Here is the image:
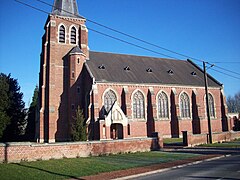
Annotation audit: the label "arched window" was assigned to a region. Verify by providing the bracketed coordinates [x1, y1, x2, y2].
[158, 91, 169, 118]
[59, 25, 65, 43]
[208, 93, 215, 118]
[180, 92, 190, 118]
[104, 90, 117, 112]
[133, 91, 145, 119]
[70, 26, 76, 44]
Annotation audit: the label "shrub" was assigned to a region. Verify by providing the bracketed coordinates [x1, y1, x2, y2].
[71, 106, 87, 141]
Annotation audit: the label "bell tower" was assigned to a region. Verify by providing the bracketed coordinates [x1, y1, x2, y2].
[37, 0, 88, 143]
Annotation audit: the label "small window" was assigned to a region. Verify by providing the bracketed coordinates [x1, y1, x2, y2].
[124, 66, 130, 71]
[127, 124, 130, 135]
[71, 71, 75, 79]
[77, 86, 80, 93]
[191, 71, 197, 76]
[98, 64, 105, 69]
[168, 69, 174, 75]
[59, 25, 65, 43]
[146, 68, 152, 73]
[77, 58, 80, 64]
[70, 26, 77, 44]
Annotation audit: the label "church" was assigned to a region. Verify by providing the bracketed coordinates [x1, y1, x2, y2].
[37, 0, 229, 143]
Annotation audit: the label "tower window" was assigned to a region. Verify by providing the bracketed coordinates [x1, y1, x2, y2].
[77, 86, 80, 93]
[70, 26, 77, 44]
[59, 25, 65, 43]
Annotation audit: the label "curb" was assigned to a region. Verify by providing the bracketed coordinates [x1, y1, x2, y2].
[113, 154, 231, 180]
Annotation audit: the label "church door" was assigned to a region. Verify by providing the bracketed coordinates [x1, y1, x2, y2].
[110, 123, 123, 139]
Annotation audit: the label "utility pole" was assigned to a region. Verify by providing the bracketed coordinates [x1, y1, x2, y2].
[203, 61, 213, 144]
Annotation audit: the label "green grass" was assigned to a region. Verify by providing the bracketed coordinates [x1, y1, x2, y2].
[233, 138, 240, 142]
[163, 138, 183, 144]
[0, 151, 198, 179]
[199, 139, 240, 148]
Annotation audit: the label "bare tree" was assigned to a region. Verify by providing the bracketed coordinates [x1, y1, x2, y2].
[227, 91, 240, 113]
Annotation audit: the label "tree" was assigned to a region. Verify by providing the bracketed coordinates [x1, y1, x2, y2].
[71, 106, 87, 141]
[227, 91, 240, 113]
[0, 74, 10, 139]
[0, 73, 26, 142]
[25, 86, 39, 141]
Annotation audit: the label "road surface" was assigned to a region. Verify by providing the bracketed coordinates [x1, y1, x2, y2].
[132, 154, 240, 180]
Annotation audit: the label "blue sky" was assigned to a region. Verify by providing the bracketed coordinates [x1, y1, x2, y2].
[0, 0, 240, 107]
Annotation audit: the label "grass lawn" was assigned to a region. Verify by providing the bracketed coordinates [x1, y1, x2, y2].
[163, 138, 183, 144]
[199, 138, 240, 148]
[0, 151, 198, 179]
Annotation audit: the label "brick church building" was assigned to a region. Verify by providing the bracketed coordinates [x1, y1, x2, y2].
[37, 0, 229, 143]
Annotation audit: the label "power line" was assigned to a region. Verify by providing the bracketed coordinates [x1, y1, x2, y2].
[205, 62, 240, 76]
[35, 0, 240, 74]
[88, 28, 178, 59]
[209, 68, 240, 80]
[15, 0, 240, 81]
[15, 0, 179, 60]
[212, 62, 240, 64]
[15, 0, 50, 14]
[214, 64, 240, 76]
[35, 0, 203, 63]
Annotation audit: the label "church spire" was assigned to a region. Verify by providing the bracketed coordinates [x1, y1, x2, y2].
[52, 0, 80, 17]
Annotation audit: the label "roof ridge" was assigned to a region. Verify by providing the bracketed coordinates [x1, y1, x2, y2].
[89, 51, 184, 62]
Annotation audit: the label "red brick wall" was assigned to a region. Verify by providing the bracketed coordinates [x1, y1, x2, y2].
[0, 137, 162, 163]
[93, 83, 226, 139]
[186, 131, 240, 146]
[38, 15, 88, 142]
[155, 120, 171, 136]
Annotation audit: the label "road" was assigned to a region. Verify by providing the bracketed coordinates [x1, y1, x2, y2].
[131, 154, 240, 180]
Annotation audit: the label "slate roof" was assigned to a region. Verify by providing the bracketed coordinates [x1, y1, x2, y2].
[86, 51, 222, 87]
[52, 0, 84, 18]
[69, 46, 83, 55]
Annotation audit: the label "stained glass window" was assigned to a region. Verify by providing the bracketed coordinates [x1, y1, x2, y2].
[208, 93, 215, 118]
[158, 92, 169, 118]
[133, 91, 145, 119]
[104, 90, 117, 112]
[180, 92, 190, 118]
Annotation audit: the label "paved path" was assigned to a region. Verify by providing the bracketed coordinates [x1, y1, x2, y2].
[130, 154, 240, 180]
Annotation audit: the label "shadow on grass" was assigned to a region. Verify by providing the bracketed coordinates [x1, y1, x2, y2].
[15, 163, 84, 180]
[163, 147, 240, 156]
